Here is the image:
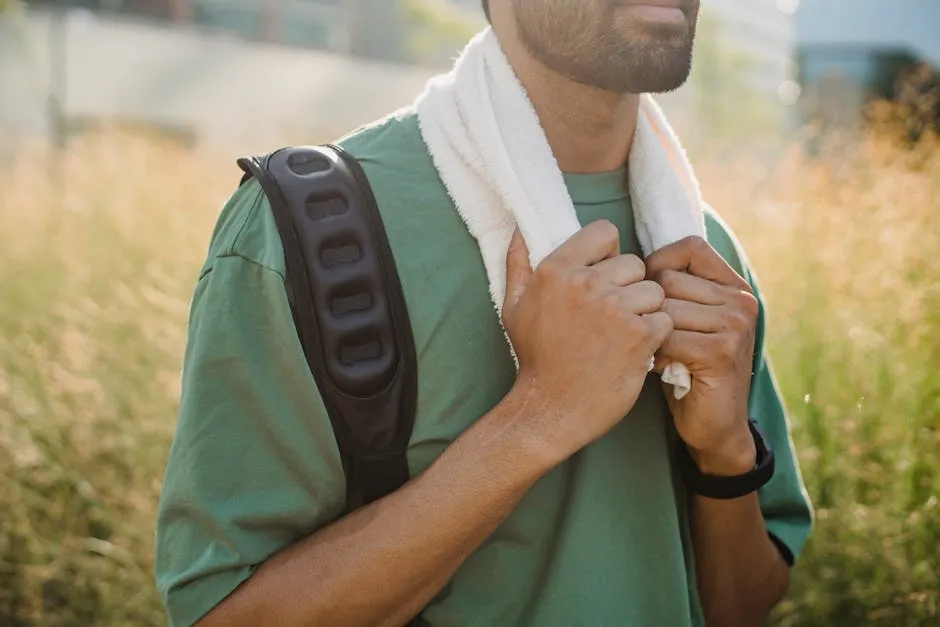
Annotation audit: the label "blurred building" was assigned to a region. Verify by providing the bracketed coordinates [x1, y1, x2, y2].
[27, 0, 939, 152]
[0, 4, 436, 152]
[794, 0, 940, 129]
[25, 0, 408, 59]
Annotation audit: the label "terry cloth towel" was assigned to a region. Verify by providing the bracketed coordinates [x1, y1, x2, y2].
[414, 27, 706, 400]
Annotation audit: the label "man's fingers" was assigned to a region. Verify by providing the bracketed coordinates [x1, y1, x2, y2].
[655, 269, 726, 306]
[618, 281, 666, 315]
[657, 329, 709, 368]
[592, 254, 646, 287]
[547, 219, 621, 267]
[645, 236, 751, 291]
[660, 298, 724, 333]
[503, 228, 532, 323]
[642, 311, 674, 348]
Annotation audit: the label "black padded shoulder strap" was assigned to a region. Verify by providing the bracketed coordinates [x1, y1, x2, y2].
[235, 144, 418, 513]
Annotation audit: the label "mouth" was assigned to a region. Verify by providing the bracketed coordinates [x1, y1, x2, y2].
[616, 0, 690, 23]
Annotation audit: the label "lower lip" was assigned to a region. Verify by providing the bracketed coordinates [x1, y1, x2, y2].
[623, 5, 686, 22]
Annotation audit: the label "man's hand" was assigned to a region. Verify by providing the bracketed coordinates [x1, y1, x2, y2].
[646, 236, 791, 627]
[645, 235, 759, 476]
[503, 220, 673, 465]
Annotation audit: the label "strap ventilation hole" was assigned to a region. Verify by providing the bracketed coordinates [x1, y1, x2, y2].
[340, 338, 383, 365]
[305, 191, 348, 221]
[320, 239, 362, 267]
[331, 292, 373, 316]
[287, 151, 331, 175]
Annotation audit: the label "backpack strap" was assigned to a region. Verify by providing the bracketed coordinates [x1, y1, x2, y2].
[235, 144, 418, 512]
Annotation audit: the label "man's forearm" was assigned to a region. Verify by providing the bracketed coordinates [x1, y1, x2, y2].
[690, 447, 790, 627]
[196, 381, 554, 627]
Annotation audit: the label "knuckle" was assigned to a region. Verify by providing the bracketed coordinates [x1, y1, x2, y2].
[643, 312, 673, 343]
[738, 291, 760, 319]
[724, 309, 751, 333]
[594, 219, 620, 242]
[625, 253, 646, 276]
[722, 291, 758, 329]
[684, 235, 709, 252]
[644, 280, 667, 305]
[652, 310, 674, 334]
[715, 334, 739, 362]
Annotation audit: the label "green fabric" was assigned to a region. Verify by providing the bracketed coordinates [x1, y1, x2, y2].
[155, 109, 813, 627]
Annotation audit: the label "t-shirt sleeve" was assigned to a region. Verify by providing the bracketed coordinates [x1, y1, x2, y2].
[704, 210, 814, 566]
[748, 342, 814, 565]
[154, 251, 347, 626]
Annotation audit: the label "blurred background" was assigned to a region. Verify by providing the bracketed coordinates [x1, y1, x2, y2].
[0, 0, 937, 625]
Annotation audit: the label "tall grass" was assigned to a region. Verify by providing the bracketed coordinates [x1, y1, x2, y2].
[0, 126, 937, 625]
[0, 133, 228, 625]
[698, 130, 940, 625]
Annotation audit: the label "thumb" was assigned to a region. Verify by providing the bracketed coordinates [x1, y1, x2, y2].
[502, 228, 532, 324]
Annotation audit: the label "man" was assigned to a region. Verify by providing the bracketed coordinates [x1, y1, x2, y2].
[155, 0, 813, 625]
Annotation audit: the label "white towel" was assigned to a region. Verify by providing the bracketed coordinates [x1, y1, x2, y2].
[414, 27, 706, 400]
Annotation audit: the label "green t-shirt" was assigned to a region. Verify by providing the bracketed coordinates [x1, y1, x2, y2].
[155, 108, 813, 627]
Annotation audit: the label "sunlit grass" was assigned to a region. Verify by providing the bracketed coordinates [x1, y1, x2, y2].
[0, 126, 937, 625]
[698, 130, 940, 625]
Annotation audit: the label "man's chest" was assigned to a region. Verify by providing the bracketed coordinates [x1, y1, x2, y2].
[370, 176, 697, 625]
[378, 187, 656, 470]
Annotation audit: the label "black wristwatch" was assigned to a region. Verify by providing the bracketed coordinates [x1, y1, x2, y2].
[678, 419, 775, 500]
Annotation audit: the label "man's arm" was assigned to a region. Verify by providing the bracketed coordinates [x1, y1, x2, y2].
[687, 442, 790, 626]
[687, 349, 812, 625]
[161, 249, 508, 627]
[197, 379, 550, 627]
[159, 221, 673, 626]
[646, 235, 809, 626]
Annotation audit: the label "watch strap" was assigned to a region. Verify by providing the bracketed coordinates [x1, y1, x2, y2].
[679, 419, 775, 500]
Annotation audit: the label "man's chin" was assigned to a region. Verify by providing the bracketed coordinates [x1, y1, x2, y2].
[640, 71, 692, 94]
[617, 47, 694, 94]
[571, 60, 691, 95]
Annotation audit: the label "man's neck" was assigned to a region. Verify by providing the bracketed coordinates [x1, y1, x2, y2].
[495, 26, 639, 174]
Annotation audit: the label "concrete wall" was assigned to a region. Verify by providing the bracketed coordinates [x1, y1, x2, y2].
[0, 8, 438, 154]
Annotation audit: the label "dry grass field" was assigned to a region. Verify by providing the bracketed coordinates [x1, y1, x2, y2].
[0, 122, 937, 625]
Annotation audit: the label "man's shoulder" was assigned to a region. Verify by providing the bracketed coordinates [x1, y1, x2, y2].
[335, 104, 427, 165]
[336, 106, 451, 220]
[335, 106, 464, 273]
[198, 174, 282, 278]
